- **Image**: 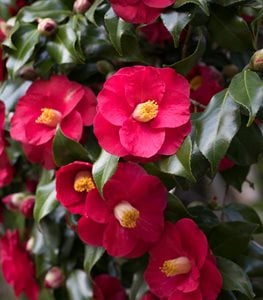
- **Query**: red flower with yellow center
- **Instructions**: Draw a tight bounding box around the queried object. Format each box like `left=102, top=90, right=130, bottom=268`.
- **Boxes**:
left=78, top=162, right=167, bottom=258
left=94, top=66, right=191, bottom=160
left=144, top=219, right=222, bottom=300
left=10, top=75, right=96, bottom=169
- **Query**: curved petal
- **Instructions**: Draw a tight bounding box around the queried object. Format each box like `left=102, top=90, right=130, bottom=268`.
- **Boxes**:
left=60, top=110, right=83, bottom=141
left=170, top=289, right=202, bottom=300
left=143, top=0, right=174, bottom=8
left=119, top=118, right=165, bottom=158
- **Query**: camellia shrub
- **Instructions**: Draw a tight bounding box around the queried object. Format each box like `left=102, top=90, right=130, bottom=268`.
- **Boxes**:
left=0, top=0, right=263, bottom=299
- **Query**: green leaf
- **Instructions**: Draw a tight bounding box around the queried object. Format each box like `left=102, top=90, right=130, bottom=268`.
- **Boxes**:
left=34, top=170, right=58, bottom=222
left=195, top=90, right=240, bottom=174
left=92, top=149, right=119, bottom=196
left=158, top=136, right=195, bottom=182
left=217, top=256, right=255, bottom=299
left=221, top=165, right=250, bottom=192
left=212, top=0, right=247, bottom=6
left=53, top=127, right=90, bottom=167
left=39, top=289, right=56, bottom=300
left=85, top=0, right=104, bottom=25
left=169, top=31, right=206, bottom=75
left=209, top=221, right=258, bottom=258
left=161, top=11, right=192, bottom=48
left=66, top=270, right=92, bottom=300
left=6, top=23, right=40, bottom=78
left=47, top=23, right=84, bottom=64
left=207, top=7, right=254, bottom=51
left=174, top=0, right=209, bottom=16
left=104, top=8, right=132, bottom=56
left=17, top=0, right=71, bottom=22
left=165, top=193, right=192, bottom=221
left=84, top=245, right=105, bottom=274
left=228, top=70, right=263, bottom=126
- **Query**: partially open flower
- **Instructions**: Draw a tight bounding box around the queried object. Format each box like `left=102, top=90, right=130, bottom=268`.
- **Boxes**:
left=73, top=0, right=91, bottom=13
left=37, top=18, right=57, bottom=36
left=44, top=267, right=65, bottom=289
left=250, top=49, right=263, bottom=72
left=2, top=193, right=25, bottom=211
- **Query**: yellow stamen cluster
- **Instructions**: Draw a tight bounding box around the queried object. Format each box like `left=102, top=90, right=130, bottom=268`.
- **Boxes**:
left=132, top=100, right=158, bottom=123
left=114, top=202, right=140, bottom=228
left=160, top=257, right=192, bottom=277
left=35, top=108, right=62, bottom=127
left=190, top=75, right=203, bottom=91
left=73, top=171, right=95, bottom=193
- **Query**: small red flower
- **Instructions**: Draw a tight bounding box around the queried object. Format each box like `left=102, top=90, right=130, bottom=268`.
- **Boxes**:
left=0, top=230, right=39, bottom=300
left=78, top=162, right=167, bottom=258
left=94, top=66, right=191, bottom=160
left=56, top=161, right=96, bottom=214
left=187, top=64, right=223, bottom=110
left=0, top=101, right=14, bottom=187
left=109, top=0, right=175, bottom=24
left=144, top=219, right=222, bottom=300
left=10, top=75, right=96, bottom=169
left=93, top=274, right=128, bottom=300
left=140, top=21, right=172, bottom=44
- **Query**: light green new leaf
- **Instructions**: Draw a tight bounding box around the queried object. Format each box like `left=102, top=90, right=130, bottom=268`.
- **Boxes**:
left=228, top=70, right=263, bottom=126
left=92, top=149, right=119, bottom=196
left=195, top=90, right=240, bottom=174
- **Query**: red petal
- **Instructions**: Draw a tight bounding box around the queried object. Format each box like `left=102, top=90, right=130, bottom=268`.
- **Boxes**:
left=78, top=216, right=105, bottom=246
left=60, top=110, right=83, bottom=141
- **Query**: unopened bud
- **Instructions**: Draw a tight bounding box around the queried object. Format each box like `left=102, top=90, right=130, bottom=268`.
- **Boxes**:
left=44, top=267, right=64, bottom=289
left=20, top=196, right=35, bottom=218
left=250, top=49, right=263, bottom=72
left=26, top=237, right=35, bottom=252
left=37, top=18, right=57, bottom=36
left=2, top=193, right=26, bottom=210
left=73, top=0, right=91, bottom=13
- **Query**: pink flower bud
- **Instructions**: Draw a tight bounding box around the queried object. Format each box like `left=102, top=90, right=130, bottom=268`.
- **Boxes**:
left=2, top=193, right=26, bottom=210
left=250, top=49, right=263, bottom=72
left=73, top=0, right=91, bottom=13
left=26, top=237, right=35, bottom=252
left=37, top=18, right=57, bottom=36
left=20, top=196, right=35, bottom=218
left=44, top=267, right=64, bottom=289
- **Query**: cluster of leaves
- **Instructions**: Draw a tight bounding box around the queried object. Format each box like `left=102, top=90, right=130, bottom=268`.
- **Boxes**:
left=0, top=0, right=263, bottom=299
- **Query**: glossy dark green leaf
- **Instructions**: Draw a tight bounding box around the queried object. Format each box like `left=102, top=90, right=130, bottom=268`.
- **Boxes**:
left=104, top=8, right=132, bottom=56
left=34, top=170, right=58, bottom=222
left=53, top=127, right=90, bottom=167
left=174, top=0, right=209, bottom=16
left=17, top=0, right=71, bottom=22
left=66, top=270, right=92, bottom=300
left=207, top=8, right=254, bottom=51
left=84, top=245, right=105, bottom=274
left=221, top=165, right=250, bottom=192
left=169, top=32, right=206, bottom=75
left=212, top=0, right=246, bottom=5
left=237, top=254, right=263, bottom=278
left=161, top=11, right=192, bottom=48
left=229, top=70, right=263, bottom=126
left=92, top=149, right=119, bottom=196
left=47, top=23, right=84, bottom=64
left=85, top=0, right=104, bottom=25
left=166, top=193, right=192, bottom=221
left=209, top=221, right=258, bottom=258
left=158, top=136, right=195, bottom=182
left=217, top=256, right=255, bottom=299
left=6, top=24, right=40, bottom=78
left=195, top=90, right=240, bottom=174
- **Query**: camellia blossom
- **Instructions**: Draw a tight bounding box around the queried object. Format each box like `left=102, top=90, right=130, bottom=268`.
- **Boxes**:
left=0, top=230, right=39, bottom=300
left=94, top=66, right=191, bottom=160
left=0, top=101, right=14, bottom=187
left=10, top=75, right=96, bottom=169
left=93, top=274, right=128, bottom=300
left=56, top=161, right=96, bottom=214
left=140, top=21, right=172, bottom=44
left=78, top=162, right=167, bottom=258
left=109, top=0, right=175, bottom=24
left=144, top=219, right=222, bottom=300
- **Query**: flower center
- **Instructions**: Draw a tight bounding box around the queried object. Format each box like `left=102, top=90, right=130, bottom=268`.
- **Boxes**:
left=35, top=108, right=62, bottom=127
left=114, top=202, right=140, bottom=228
left=73, top=171, right=95, bottom=193
left=160, top=257, right=192, bottom=277
left=190, top=75, right=203, bottom=91
left=132, top=100, right=158, bottom=122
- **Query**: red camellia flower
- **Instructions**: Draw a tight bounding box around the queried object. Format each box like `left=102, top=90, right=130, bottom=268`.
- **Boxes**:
left=140, top=291, right=160, bottom=300
left=10, top=75, right=96, bottom=169
left=144, top=219, right=222, bottom=300
left=109, top=0, right=175, bottom=24
left=94, top=66, right=191, bottom=160
left=0, top=101, right=14, bottom=187
left=140, top=21, right=172, bottom=44
left=93, top=274, right=128, bottom=300
left=0, top=230, right=39, bottom=300
left=78, top=162, right=167, bottom=258
left=187, top=64, right=223, bottom=110
left=56, top=161, right=96, bottom=214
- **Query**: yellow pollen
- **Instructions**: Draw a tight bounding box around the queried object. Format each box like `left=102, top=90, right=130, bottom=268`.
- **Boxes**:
left=160, top=257, right=192, bottom=277
left=190, top=75, right=203, bottom=91
left=132, top=100, right=158, bottom=123
left=35, top=108, right=62, bottom=127
left=73, top=171, right=95, bottom=193
left=114, top=202, right=140, bottom=228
